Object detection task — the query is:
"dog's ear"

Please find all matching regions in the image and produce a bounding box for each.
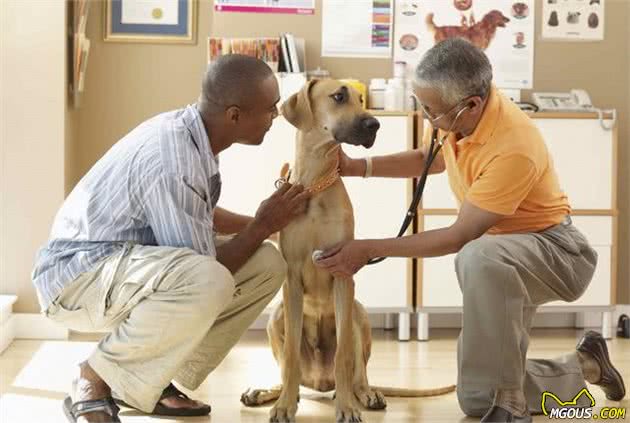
[281,79,318,131]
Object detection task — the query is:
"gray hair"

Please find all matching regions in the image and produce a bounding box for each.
[415,38,492,106]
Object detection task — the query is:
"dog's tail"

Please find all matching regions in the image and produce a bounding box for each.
[370,384,456,397]
[425,12,436,33]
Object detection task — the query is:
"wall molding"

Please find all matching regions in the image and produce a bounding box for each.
[13,313,68,340]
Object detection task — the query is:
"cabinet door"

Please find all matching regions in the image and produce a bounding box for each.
[219,117,297,216]
[420,215,461,307]
[421,119,459,209]
[420,215,613,308]
[421,118,615,212]
[344,116,413,310]
[532,119,613,210]
[543,216,612,307]
[220,115,413,311]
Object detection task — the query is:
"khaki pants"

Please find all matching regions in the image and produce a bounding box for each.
[46,238,286,413]
[455,218,598,416]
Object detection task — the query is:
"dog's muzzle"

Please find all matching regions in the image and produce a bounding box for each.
[334,116,380,148]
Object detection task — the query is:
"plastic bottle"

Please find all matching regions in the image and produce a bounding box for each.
[385,78,405,111]
[369,78,386,110]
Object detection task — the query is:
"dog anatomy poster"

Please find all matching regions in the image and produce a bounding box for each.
[542,0,604,41]
[394,0,534,89]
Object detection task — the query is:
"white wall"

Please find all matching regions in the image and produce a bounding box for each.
[1,0,66,312]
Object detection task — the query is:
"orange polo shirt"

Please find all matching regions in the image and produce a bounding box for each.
[424,85,570,234]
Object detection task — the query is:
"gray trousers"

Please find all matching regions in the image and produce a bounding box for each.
[46,238,286,413]
[454,218,598,416]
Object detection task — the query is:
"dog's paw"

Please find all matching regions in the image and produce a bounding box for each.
[355,387,386,410]
[241,388,277,407]
[269,400,298,423]
[335,403,362,423]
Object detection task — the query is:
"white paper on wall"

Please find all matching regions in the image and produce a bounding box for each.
[393,0,535,89]
[121,0,179,25]
[322,0,393,58]
[542,0,604,41]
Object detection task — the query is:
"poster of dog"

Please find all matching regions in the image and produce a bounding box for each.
[541,0,604,41]
[393,0,534,89]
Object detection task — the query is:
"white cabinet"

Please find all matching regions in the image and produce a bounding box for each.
[532,119,614,210]
[419,215,614,308]
[417,114,618,339]
[344,115,414,311]
[421,117,616,211]
[218,114,415,313]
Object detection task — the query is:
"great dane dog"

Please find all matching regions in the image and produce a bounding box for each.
[241,79,455,423]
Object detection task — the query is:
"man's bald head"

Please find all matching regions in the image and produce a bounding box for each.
[199,54,275,114]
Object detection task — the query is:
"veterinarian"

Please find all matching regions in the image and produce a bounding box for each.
[32,55,310,423]
[316,38,625,423]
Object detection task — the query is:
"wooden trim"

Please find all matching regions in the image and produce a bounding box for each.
[527,111,615,120]
[570,210,619,216]
[611,215,618,304]
[611,119,618,211]
[370,110,414,117]
[405,113,416,309]
[418,209,458,215]
[413,114,424,309]
[416,214,424,308]
[418,209,619,216]
[611,120,619,305]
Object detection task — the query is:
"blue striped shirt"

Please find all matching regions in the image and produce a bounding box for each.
[32,104,221,311]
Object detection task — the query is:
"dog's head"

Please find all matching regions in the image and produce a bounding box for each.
[483,10,510,27]
[512,3,528,17]
[281,79,379,148]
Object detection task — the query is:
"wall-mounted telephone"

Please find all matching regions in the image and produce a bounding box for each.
[532,89,593,112]
[532,89,616,130]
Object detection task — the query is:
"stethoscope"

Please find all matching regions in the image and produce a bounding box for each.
[366,104,470,265]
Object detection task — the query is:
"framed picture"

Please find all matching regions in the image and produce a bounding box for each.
[104,0,197,44]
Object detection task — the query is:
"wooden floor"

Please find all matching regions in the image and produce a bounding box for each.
[1,328,628,423]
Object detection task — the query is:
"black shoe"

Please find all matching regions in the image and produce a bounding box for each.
[577,330,626,401]
[480,405,532,423]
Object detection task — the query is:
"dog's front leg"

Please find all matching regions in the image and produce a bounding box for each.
[333,277,362,423]
[269,269,303,423]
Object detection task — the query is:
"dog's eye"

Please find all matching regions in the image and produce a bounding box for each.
[331,92,345,103]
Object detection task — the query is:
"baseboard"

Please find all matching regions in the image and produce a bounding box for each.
[9,307,629,340]
[249,310,622,331]
[0,295,18,326]
[0,315,16,354]
[13,313,69,340]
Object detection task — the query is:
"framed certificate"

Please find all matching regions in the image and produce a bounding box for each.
[104,0,196,44]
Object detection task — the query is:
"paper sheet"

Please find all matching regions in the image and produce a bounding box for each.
[542,0,604,41]
[393,0,535,89]
[121,0,179,25]
[322,0,393,58]
[215,0,315,15]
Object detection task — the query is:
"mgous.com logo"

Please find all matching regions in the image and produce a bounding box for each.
[541,388,626,420]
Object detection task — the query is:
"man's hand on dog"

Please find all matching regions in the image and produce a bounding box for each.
[254,182,311,235]
[314,240,371,277]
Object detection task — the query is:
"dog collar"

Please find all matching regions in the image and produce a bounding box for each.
[275,146,341,195]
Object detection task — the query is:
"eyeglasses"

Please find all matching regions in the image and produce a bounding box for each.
[413,94,481,123]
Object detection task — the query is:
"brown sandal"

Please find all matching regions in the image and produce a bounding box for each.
[114,383,211,416]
